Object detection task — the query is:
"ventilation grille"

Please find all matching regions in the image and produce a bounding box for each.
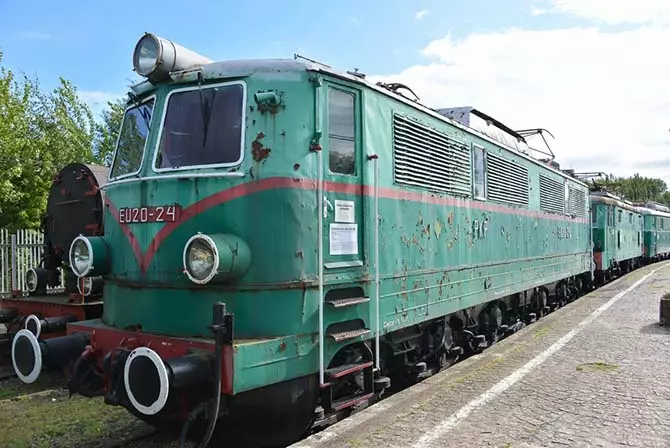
[393,114,471,196]
[539,174,565,214]
[486,153,529,207]
[567,187,586,217]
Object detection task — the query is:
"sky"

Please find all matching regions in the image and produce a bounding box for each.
[1,0,669,185]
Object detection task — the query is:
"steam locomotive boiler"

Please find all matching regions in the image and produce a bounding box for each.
[0,162,107,347]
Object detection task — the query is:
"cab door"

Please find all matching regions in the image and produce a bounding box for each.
[321,83,365,272]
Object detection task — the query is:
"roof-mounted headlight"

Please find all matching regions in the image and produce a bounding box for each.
[132,32,213,83]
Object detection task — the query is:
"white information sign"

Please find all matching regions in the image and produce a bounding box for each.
[334,200,355,223]
[329,223,358,255]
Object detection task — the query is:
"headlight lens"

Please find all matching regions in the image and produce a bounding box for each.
[185,237,217,283]
[133,33,160,77]
[78,277,92,296]
[71,238,92,276]
[25,269,37,292]
[69,235,108,278]
[182,233,252,285]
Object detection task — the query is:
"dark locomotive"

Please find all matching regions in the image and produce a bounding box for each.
[0,162,107,345]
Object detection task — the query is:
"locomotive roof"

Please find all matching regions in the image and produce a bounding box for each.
[590,192,641,214]
[130,58,587,188]
[635,206,670,218]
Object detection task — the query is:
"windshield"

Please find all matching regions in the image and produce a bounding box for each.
[154,83,244,170]
[110,98,155,179]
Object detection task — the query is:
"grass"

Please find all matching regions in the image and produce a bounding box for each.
[533,326,550,339]
[0,387,150,448]
[575,362,619,373]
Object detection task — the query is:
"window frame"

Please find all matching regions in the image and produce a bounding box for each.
[471,143,487,201]
[151,80,247,174]
[607,206,613,226]
[326,85,358,177]
[108,94,157,182]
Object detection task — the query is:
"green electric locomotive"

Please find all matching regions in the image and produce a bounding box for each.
[590,191,643,284]
[11,33,594,447]
[637,202,670,261]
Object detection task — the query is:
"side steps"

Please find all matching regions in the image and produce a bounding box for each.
[320,357,390,414]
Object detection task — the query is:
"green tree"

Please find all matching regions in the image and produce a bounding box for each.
[589,172,670,208]
[94,97,125,166]
[0,53,97,231]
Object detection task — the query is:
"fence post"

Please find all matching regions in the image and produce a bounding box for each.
[10,233,18,297]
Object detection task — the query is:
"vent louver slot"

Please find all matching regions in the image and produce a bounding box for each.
[486,153,529,207]
[567,187,586,217]
[539,174,565,214]
[393,114,471,196]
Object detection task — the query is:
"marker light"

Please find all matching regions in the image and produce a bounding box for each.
[76,276,104,297]
[132,33,213,83]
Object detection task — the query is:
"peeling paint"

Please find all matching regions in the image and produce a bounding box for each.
[434,218,444,239]
[252,132,271,162]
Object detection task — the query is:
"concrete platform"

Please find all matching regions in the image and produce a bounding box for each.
[293,261,670,448]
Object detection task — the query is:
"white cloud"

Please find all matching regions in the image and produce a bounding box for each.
[547,0,670,24]
[370,25,670,184]
[530,6,549,16]
[415,9,429,20]
[78,90,124,119]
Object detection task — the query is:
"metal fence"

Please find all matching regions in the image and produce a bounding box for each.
[0,229,65,297]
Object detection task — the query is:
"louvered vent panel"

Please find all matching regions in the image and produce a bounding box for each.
[539,174,564,214]
[393,114,471,196]
[486,153,529,207]
[568,187,586,217]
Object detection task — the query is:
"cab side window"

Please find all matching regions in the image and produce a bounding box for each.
[328,88,355,175]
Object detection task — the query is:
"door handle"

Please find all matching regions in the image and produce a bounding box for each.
[323,196,334,219]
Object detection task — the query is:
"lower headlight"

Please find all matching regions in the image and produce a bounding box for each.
[69,236,109,278]
[76,276,104,297]
[25,268,47,294]
[183,233,251,284]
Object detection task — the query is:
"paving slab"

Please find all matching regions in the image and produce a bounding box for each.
[292,261,670,448]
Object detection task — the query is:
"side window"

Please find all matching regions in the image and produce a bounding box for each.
[591,207,597,224]
[472,145,486,200]
[617,210,622,223]
[328,88,355,175]
[607,207,613,226]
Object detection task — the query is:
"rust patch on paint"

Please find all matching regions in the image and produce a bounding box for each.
[252,132,271,162]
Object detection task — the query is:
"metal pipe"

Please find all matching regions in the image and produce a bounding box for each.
[0,307,18,324]
[12,330,90,384]
[25,314,77,339]
[317,148,325,386]
[373,155,380,370]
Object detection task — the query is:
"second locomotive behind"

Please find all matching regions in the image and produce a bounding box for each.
[0,162,107,345]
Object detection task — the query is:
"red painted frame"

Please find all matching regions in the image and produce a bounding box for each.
[67,321,234,395]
